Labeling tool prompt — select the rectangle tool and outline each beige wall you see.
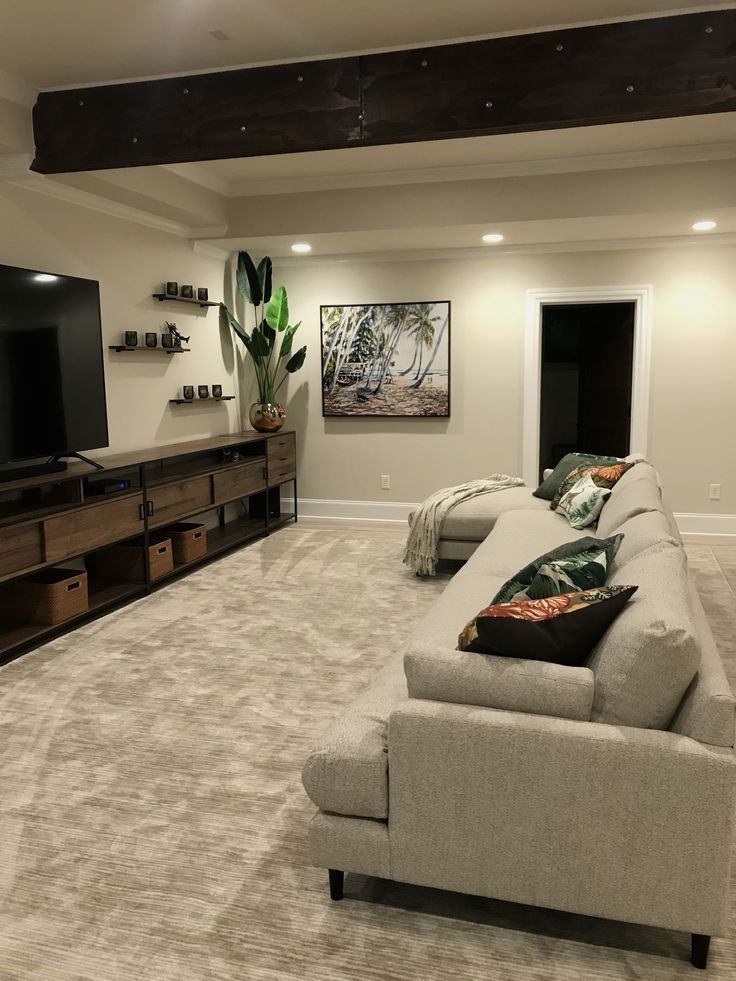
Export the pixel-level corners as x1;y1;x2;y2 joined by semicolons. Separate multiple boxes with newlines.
0;184;241;457
280;243;736;515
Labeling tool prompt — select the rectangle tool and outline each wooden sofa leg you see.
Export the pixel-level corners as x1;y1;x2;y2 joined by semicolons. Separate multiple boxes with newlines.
691;934;710;969
328;869;344;901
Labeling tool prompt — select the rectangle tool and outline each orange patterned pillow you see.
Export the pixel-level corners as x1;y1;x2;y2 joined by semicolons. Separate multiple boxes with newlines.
457;585;637;666
550;461;636;511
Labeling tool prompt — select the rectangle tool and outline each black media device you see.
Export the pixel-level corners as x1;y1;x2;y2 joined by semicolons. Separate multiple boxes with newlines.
0;263;109;482
87;478;131;496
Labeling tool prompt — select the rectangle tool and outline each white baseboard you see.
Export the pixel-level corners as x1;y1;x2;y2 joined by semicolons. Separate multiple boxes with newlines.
675;513;736;543
281;497;416;523
283;498;736;542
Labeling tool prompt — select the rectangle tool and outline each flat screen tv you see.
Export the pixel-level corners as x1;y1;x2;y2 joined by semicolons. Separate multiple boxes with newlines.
0;263;108;471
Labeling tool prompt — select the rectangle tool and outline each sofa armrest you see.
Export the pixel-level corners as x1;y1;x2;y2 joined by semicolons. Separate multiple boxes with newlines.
387;699;736;935
404;643;594;721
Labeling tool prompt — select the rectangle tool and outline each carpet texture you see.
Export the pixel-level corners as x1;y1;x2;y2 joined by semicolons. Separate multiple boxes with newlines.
0;524;735;980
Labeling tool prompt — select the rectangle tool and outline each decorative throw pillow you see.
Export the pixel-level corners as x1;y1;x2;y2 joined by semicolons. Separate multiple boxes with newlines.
556;474;612;530
457;585;638;666
491;534;623;604
532;452;619;501
550;461;635;511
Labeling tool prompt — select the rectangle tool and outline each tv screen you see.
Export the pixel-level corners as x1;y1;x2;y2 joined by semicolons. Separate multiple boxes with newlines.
0;263;109;464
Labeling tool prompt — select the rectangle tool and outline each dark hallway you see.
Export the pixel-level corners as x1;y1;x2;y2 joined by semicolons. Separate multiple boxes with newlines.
538;301;635;480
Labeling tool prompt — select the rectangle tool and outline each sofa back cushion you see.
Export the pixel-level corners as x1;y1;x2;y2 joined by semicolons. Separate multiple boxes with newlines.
610;510;682;567
669;583;736;748
587;547;701;729
596;471;664;539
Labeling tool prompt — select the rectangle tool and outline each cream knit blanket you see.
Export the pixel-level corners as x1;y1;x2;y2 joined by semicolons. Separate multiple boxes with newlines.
403;474;525;576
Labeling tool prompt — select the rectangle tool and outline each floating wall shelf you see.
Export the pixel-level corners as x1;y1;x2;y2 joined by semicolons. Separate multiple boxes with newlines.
169;396;236;405
110;345;191;355
152;293;219;309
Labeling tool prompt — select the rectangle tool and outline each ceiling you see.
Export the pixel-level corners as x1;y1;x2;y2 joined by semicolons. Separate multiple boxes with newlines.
0;1;727;89
163;115;736;197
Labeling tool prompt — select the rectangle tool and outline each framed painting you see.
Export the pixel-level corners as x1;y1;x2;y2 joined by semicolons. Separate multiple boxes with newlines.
320;301;450;417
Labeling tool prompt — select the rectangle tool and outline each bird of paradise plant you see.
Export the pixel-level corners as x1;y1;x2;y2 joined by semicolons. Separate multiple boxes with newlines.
220;251;307;430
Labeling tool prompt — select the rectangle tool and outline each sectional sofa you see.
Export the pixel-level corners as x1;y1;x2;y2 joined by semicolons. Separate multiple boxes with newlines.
302;460;736;969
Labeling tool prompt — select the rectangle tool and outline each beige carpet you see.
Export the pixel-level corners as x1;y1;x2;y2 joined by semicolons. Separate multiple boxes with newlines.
1;523;735;980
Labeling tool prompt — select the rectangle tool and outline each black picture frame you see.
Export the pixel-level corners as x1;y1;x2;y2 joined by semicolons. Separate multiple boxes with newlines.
181;285;194;299
320;301;451;418
166;281;178;296
197;287;209;302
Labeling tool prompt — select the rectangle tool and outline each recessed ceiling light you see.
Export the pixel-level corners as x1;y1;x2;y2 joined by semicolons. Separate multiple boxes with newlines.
291;243;312;253
482;232;504;243
34;273;58;282
692;220;717;232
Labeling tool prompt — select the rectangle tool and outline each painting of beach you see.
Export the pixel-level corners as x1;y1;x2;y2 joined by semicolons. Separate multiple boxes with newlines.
320;301;450;417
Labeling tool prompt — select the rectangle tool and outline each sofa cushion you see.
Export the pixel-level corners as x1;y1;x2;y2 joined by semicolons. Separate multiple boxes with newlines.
533;452;619;501
669;583;736;748
457;585;637;666
611;510;682;567
404;641;595;720
468;509;589;579
587;548;701;728
411;486;548;543
596;474;664;539
491;534;623;604
302;658;406;820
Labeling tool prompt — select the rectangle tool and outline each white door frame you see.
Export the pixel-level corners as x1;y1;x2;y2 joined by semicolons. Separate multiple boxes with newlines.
523;285;652;487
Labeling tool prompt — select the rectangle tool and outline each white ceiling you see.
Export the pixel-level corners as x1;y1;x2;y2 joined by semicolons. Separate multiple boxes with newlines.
163;115;736;197
0;1;727;89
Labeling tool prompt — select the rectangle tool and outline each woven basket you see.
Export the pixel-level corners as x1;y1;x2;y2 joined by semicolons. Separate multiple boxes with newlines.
0;569;88;625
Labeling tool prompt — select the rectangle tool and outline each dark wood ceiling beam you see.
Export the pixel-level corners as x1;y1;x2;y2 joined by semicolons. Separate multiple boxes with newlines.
31;10;736;175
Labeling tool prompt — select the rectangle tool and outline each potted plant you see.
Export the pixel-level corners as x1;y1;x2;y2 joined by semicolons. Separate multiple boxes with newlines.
220;251;307;432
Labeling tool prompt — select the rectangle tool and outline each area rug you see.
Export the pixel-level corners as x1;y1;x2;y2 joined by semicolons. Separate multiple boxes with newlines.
0;524;734;980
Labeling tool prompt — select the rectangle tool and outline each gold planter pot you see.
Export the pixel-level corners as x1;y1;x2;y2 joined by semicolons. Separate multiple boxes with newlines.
249;402;285;433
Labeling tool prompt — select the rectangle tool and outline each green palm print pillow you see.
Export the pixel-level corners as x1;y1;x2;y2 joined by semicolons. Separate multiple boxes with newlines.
491;534;624;605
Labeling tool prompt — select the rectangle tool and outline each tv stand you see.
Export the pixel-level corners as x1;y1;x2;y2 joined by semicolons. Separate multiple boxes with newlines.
49;451;104;471
0;431;297;666
0;459;67;484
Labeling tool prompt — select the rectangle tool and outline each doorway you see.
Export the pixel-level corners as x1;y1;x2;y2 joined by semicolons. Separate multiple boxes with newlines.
538;302;635;480
523;286;652;488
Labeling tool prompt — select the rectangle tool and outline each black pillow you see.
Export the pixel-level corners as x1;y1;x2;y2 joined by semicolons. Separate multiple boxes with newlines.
533;453;619;501
457;585;637;667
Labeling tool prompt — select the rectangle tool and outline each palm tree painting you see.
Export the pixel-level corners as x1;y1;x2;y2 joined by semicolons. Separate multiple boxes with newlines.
321;301;450;416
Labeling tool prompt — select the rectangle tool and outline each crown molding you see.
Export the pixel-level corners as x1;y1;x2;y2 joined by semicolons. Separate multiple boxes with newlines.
10;175;194;238
161;162;232;197
192;240;232;261
227;141;736;197
268;232;736;267
0;153;33;181
0;68;37;108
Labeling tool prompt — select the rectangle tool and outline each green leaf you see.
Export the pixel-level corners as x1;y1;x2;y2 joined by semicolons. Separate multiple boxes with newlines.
285;345;307;373
220;303;252;351
257;256;273;304
236;251;262;306
265;286;289;331
251;327;271;358
262;320;276;352
279;321;300;359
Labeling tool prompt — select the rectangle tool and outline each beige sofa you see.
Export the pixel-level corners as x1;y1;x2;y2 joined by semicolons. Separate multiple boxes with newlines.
302;462;736;970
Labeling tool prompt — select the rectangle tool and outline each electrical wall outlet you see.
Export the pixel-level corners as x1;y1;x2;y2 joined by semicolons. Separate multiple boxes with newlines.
709;483;721;501
381;474;391;490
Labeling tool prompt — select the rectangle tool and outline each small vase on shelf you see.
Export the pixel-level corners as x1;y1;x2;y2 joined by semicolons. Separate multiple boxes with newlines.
249;402;285;433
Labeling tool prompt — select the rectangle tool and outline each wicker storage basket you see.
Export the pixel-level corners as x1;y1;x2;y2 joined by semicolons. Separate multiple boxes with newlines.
162;522;207;564
88;536;173;582
0;568;89;625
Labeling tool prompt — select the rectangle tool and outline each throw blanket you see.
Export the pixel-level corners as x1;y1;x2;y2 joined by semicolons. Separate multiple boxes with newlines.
403;474;524;577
